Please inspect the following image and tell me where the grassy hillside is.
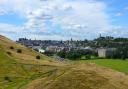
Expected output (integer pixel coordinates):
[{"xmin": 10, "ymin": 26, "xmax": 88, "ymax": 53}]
[
  {"xmin": 0, "ymin": 35, "xmax": 63, "ymax": 89},
  {"xmin": 0, "ymin": 35, "xmax": 56, "ymax": 65},
  {"xmin": 25, "ymin": 64, "xmax": 128, "ymax": 89},
  {"xmin": 0, "ymin": 35, "xmax": 128, "ymax": 89}
]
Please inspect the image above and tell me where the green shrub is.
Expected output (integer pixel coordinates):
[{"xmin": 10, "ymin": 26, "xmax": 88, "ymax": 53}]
[
  {"xmin": 17, "ymin": 49, "xmax": 22, "ymax": 53},
  {"xmin": 36, "ymin": 55, "xmax": 40, "ymax": 59},
  {"xmin": 86, "ymin": 55, "xmax": 91, "ymax": 59},
  {"xmin": 57, "ymin": 51, "xmax": 66, "ymax": 58},
  {"xmin": 66, "ymin": 51, "xmax": 82, "ymax": 60},
  {"xmin": 4, "ymin": 76, "xmax": 12, "ymax": 82},
  {"xmin": 10, "ymin": 46, "xmax": 14, "ymax": 49},
  {"xmin": 6, "ymin": 51, "xmax": 12, "ymax": 56}
]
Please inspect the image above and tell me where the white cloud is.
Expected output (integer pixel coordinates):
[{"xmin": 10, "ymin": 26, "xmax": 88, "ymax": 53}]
[
  {"xmin": 0, "ymin": 0, "xmax": 125, "ymax": 40},
  {"xmin": 48, "ymin": 0, "xmax": 111, "ymax": 38},
  {"xmin": 0, "ymin": 23, "xmax": 24, "ymax": 40},
  {"xmin": 0, "ymin": 8, "xmax": 8, "ymax": 15},
  {"xmin": 0, "ymin": 23, "xmax": 23, "ymax": 33}
]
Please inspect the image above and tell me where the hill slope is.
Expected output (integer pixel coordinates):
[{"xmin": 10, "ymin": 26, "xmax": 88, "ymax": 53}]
[
  {"xmin": 0, "ymin": 35, "xmax": 63, "ymax": 89},
  {"xmin": 25, "ymin": 63, "xmax": 128, "ymax": 89},
  {"xmin": 0, "ymin": 35, "xmax": 128, "ymax": 89},
  {"xmin": 0, "ymin": 35, "xmax": 59, "ymax": 65}
]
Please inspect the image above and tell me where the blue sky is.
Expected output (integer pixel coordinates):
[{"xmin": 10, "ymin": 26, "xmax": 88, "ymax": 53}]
[
  {"xmin": 0, "ymin": 13, "xmax": 26, "ymax": 25},
  {"xmin": 0, "ymin": 0, "xmax": 128, "ymax": 40}
]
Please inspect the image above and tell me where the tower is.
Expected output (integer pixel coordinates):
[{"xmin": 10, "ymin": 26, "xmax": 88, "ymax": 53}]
[{"xmin": 99, "ymin": 34, "xmax": 102, "ymax": 38}]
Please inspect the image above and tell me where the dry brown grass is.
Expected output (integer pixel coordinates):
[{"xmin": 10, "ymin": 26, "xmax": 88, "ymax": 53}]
[
  {"xmin": 0, "ymin": 35, "xmax": 63, "ymax": 66},
  {"xmin": 25, "ymin": 63, "xmax": 128, "ymax": 89}
]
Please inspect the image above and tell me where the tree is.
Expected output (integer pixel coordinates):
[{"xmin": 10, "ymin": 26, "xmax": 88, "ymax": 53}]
[
  {"xmin": 86, "ymin": 55, "xmax": 91, "ymax": 59},
  {"xmin": 57, "ymin": 51, "xmax": 66, "ymax": 58},
  {"xmin": 112, "ymin": 47, "xmax": 128, "ymax": 59},
  {"xmin": 65, "ymin": 51, "xmax": 82, "ymax": 60}
]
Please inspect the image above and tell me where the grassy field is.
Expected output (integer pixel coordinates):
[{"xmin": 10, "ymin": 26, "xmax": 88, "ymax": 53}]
[{"xmin": 71, "ymin": 59, "xmax": 128, "ymax": 74}]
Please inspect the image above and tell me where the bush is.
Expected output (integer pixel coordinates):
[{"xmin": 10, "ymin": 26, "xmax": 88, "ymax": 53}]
[
  {"xmin": 6, "ymin": 51, "xmax": 12, "ymax": 56},
  {"xmin": 86, "ymin": 55, "xmax": 91, "ymax": 59},
  {"xmin": 121, "ymin": 55, "xmax": 126, "ymax": 60},
  {"xmin": 4, "ymin": 76, "xmax": 12, "ymax": 82},
  {"xmin": 10, "ymin": 46, "xmax": 14, "ymax": 49},
  {"xmin": 17, "ymin": 49, "xmax": 22, "ymax": 53},
  {"xmin": 36, "ymin": 55, "xmax": 40, "ymax": 59}
]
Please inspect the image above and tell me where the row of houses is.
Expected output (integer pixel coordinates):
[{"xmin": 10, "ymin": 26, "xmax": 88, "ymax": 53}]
[{"xmin": 31, "ymin": 45, "xmax": 117, "ymax": 58}]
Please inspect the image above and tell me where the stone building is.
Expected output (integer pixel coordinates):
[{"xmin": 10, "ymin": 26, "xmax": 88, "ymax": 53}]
[{"xmin": 97, "ymin": 48, "xmax": 117, "ymax": 58}]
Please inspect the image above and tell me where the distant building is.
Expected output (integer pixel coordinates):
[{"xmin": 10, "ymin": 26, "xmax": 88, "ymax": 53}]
[
  {"xmin": 32, "ymin": 46, "xmax": 41, "ymax": 50},
  {"xmin": 83, "ymin": 46, "xmax": 92, "ymax": 50},
  {"xmin": 46, "ymin": 46, "xmax": 63, "ymax": 52},
  {"xmin": 97, "ymin": 48, "xmax": 117, "ymax": 58},
  {"xmin": 38, "ymin": 49, "xmax": 45, "ymax": 53}
]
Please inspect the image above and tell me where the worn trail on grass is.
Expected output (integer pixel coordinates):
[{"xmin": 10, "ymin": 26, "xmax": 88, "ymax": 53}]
[{"xmin": 25, "ymin": 64, "xmax": 128, "ymax": 89}]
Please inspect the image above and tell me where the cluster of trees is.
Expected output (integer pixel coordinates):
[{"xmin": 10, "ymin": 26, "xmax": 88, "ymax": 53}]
[
  {"xmin": 94, "ymin": 37, "xmax": 128, "ymax": 60},
  {"xmin": 94, "ymin": 37, "xmax": 128, "ymax": 47},
  {"xmin": 57, "ymin": 50, "xmax": 81, "ymax": 60},
  {"xmin": 57, "ymin": 50, "xmax": 96, "ymax": 60},
  {"xmin": 111, "ymin": 47, "xmax": 128, "ymax": 60},
  {"xmin": 56, "ymin": 47, "xmax": 128, "ymax": 60}
]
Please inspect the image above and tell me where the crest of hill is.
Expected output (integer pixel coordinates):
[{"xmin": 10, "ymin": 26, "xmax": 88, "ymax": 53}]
[{"xmin": 0, "ymin": 35, "xmax": 61, "ymax": 65}]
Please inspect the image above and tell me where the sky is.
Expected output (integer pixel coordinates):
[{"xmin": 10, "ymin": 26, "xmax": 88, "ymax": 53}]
[{"xmin": 0, "ymin": 0, "xmax": 128, "ymax": 40}]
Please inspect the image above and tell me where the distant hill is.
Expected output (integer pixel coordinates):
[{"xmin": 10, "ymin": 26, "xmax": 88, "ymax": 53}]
[{"xmin": 0, "ymin": 35, "xmax": 128, "ymax": 89}]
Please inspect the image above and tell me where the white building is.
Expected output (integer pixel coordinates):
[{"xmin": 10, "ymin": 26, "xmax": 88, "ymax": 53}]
[
  {"xmin": 38, "ymin": 49, "xmax": 45, "ymax": 53},
  {"xmin": 97, "ymin": 48, "xmax": 117, "ymax": 58}
]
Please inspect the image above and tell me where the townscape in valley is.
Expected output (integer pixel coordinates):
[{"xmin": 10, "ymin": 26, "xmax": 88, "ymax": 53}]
[{"xmin": 17, "ymin": 35, "xmax": 128, "ymax": 60}]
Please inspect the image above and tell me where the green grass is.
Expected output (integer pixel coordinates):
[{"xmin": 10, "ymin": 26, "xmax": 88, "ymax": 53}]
[
  {"xmin": 0, "ymin": 49, "xmax": 57, "ymax": 89},
  {"xmin": 71, "ymin": 59, "xmax": 128, "ymax": 74},
  {"xmin": 0, "ymin": 36, "xmax": 59, "ymax": 89}
]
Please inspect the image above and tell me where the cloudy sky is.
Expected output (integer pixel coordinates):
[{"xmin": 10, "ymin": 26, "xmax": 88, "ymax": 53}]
[{"xmin": 0, "ymin": 0, "xmax": 128, "ymax": 40}]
